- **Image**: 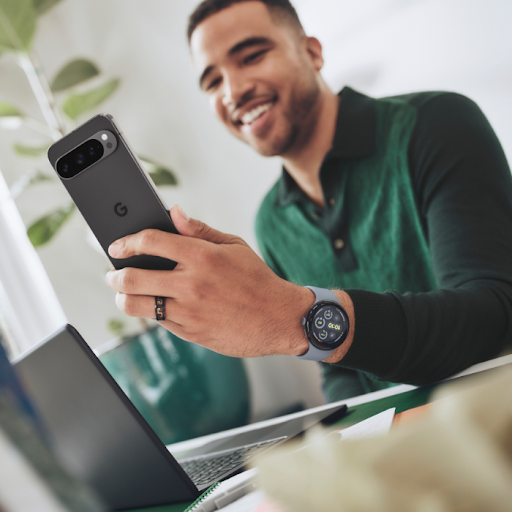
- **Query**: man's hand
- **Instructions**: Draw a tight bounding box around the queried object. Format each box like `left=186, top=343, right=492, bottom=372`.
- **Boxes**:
left=106, top=205, right=354, bottom=361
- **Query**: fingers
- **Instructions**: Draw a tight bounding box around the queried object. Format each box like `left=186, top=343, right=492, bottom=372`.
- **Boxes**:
left=115, top=293, right=198, bottom=342
left=108, top=207, right=246, bottom=261
left=108, top=228, right=202, bottom=262
left=115, top=293, right=174, bottom=321
left=106, top=267, right=178, bottom=297
left=170, top=205, right=238, bottom=245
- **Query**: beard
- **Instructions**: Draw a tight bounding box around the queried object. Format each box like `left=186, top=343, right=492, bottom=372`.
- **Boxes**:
left=247, top=72, right=321, bottom=157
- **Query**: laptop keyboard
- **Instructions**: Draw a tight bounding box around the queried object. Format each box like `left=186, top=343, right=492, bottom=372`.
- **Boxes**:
left=179, top=437, right=286, bottom=487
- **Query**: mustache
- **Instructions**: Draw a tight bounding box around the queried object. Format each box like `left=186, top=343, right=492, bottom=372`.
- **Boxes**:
left=228, top=92, right=277, bottom=121
left=227, top=92, right=256, bottom=115
left=227, top=93, right=277, bottom=124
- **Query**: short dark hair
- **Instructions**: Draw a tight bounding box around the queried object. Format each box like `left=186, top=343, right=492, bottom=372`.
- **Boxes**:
left=187, top=0, right=304, bottom=43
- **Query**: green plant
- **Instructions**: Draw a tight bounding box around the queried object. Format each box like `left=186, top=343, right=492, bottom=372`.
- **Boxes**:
left=0, top=0, right=177, bottom=247
left=107, top=318, right=128, bottom=339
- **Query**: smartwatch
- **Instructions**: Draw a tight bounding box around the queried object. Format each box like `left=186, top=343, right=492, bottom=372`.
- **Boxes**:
left=295, top=286, right=350, bottom=361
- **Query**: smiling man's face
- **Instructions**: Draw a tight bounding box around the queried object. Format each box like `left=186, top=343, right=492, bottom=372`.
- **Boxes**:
left=190, top=1, right=323, bottom=157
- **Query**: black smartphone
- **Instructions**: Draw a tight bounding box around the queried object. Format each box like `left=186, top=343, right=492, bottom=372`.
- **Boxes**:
left=48, top=114, right=179, bottom=271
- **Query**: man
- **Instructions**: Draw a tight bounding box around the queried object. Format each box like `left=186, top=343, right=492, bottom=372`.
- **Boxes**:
left=106, top=0, right=512, bottom=401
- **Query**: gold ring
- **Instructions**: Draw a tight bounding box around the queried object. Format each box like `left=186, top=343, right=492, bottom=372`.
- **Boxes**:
left=155, top=296, right=165, bottom=321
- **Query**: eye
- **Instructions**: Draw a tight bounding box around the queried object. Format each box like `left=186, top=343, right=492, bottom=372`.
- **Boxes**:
left=243, top=49, right=268, bottom=64
left=206, top=76, right=222, bottom=91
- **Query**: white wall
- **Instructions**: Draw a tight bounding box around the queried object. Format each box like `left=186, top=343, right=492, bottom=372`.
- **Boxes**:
left=0, top=0, right=511, bottom=420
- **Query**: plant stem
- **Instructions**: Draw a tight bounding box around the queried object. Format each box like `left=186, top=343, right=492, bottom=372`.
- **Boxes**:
left=17, top=50, right=66, bottom=140
left=23, top=117, right=58, bottom=137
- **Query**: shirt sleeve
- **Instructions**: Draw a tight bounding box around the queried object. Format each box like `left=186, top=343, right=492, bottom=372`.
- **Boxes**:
left=337, top=93, right=512, bottom=385
left=255, top=222, right=288, bottom=280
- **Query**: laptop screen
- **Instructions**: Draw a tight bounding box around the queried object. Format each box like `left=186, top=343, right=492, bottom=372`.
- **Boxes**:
left=13, top=324, right=199, bottom=511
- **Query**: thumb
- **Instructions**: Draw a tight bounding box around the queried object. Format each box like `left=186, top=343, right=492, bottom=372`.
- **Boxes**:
left=170, top=205, right=241, bottom=245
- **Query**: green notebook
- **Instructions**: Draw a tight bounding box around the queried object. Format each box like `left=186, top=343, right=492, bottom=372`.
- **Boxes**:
left=128, top=483, right=220, bottom=512
left=129, top=469, right=258, bottom=512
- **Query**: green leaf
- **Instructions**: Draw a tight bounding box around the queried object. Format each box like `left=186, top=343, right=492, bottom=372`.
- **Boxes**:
left=32, top=0, right=63, bottom=15
left=62, top=78, right=120, bottom=120
left=0, top=102, right=22, bottom=117
left=27, top=202, right=75, bottom=247
left=13, top=142, right=49, bottom=157
left=139, top=156, right=178, bottom=186
left=108, top=319, right=127, bottom=338
left=9, top=170, right=52, bottom=198
left=51, top=58, right=100, bottom=92
left=148, top=166, right=178, bottom=186
left=0, top=0, right=36, bottom=52
left=0, top=101, right=23, bottom=128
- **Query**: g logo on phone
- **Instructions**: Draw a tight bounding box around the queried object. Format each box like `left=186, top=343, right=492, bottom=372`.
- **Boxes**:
left=114, top=202, right=128, bottom=217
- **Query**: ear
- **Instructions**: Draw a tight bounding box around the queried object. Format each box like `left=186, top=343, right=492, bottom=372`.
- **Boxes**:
left=304, top=36, right=324, bottom=72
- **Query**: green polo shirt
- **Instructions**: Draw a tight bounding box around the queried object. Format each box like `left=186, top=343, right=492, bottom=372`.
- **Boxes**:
left=255, top=87, right=512, bottom=401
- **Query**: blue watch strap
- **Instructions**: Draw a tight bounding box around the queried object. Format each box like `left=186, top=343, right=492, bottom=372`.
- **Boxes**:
left=295, top=287, right=340, bottom=361
left=305, top=286, right=339, bottom=303
left=296, top=342, right=335, bottom=361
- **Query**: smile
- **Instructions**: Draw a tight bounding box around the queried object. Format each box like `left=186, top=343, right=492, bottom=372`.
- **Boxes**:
left=240, top=101, right=274, bottom=125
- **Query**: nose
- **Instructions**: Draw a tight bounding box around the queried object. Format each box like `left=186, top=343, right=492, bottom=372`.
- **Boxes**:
left=221, top=70, right=254, bottom=110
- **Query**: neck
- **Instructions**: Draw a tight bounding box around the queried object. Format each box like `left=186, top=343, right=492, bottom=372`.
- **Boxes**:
left=281, top=86, right=339, bottom=207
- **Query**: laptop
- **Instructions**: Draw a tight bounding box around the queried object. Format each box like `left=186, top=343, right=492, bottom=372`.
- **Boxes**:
left=13, top=324, right=345, bottom=511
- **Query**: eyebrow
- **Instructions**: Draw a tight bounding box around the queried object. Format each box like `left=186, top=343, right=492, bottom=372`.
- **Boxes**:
left=199, top=36, right=274, bottom=89
left=228, top=36, right=273, bottom=56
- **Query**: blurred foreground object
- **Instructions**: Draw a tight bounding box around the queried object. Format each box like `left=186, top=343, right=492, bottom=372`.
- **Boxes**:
left=256, top=368, right=512, bottom=512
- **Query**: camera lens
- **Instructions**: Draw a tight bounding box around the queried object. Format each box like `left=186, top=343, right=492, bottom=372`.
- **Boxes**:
left=88, top=146, right=95, bottom=156
left=62, top=163, right=69, bottom=173
left=75, top=153, right=85, bottom=164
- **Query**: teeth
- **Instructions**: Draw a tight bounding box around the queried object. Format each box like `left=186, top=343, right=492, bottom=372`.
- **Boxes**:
left=241, top=102, right=273, bottom=125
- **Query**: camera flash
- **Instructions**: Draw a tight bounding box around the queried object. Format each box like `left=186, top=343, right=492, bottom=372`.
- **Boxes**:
left=101, top=134, right=108, bottom=141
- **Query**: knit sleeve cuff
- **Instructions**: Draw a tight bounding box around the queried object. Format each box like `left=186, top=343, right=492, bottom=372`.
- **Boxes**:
left=336, top=289, right=408, bottom=380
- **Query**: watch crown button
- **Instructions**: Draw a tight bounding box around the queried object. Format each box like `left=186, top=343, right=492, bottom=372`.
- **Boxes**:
left=301, top=317, right=306, bottom=326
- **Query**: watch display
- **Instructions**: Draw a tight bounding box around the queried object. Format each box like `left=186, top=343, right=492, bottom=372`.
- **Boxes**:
left=302, top=300, right=349, bottom=351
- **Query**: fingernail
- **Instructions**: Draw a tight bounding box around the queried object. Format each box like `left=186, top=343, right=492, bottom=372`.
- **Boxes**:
left=177, top=205, right=189, bottom=221
left=109, top=241, right=120, bottom=257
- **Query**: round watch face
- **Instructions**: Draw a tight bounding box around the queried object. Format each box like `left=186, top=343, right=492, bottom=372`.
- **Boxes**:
left=304, top=300, right=349, bottom=351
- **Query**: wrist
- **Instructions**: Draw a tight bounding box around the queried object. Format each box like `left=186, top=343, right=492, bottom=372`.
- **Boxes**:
left=323, top=290, right=355, bottom=363
left=269, top=284, right=355, bottom=361
left=275, top=283, right=312, bottom=357
left=292, top=287, right=355, bottom=362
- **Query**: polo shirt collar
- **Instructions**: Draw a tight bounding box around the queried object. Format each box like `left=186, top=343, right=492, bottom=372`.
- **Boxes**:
left=276, top=86, right=376, bottom=207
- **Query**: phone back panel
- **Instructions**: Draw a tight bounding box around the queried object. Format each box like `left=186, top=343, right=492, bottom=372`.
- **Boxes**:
left=48, top=115, right=179, bottom=271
